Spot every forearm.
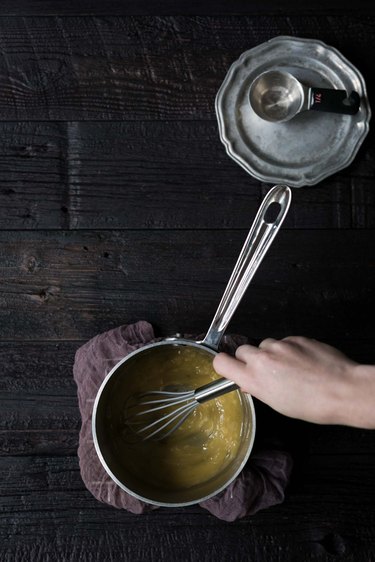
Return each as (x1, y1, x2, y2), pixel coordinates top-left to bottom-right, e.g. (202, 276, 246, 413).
(342, 364, 375, 429)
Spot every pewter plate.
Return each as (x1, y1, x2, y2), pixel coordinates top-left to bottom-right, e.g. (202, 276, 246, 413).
(215, 36, 371, 187)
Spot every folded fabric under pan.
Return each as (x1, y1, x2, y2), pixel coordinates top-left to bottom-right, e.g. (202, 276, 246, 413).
(73, 321, 293, 522)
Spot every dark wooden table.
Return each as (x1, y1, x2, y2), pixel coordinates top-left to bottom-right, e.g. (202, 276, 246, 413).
(1, 2, 375, 561)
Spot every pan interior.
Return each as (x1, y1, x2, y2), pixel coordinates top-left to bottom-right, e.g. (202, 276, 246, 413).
(94, 342, 254, 505)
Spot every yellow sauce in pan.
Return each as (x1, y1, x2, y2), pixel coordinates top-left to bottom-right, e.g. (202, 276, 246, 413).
(108, 345, 244, 491)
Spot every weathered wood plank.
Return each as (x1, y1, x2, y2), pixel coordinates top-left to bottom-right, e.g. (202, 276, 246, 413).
(3, 340, 373, 397)
(0, 229, 374, 342)
(1, 121, 374, 230)
(0, 430, 78, 457)
(0, 396, 78, 432)
(0, 1, 373, 17)
(0, 122, 67, 229)
(1, 342, 375, 458)
(0, 342, 77, 395)
(0, 9, 373, 562)
(0, 341, 80, 454)
(0, 16, 373, 120)
(0, 455, 374, 561)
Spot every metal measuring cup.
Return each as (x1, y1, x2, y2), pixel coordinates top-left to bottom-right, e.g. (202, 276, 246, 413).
(249, 69, 360, 123)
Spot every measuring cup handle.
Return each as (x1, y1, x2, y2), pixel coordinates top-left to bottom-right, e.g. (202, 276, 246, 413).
(309, 88, 360, 115)
(199, 185, 292, 350)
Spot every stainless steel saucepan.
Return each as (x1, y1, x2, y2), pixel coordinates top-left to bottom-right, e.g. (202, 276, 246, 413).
(92, 184, 292, 507)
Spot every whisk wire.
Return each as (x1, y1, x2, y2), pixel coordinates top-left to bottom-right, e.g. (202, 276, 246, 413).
(142, 402, 198, 441)
(139, 390, 195, 397)
(136, 400, 195, 433)
(124, 388, 199, 440)
(137, 393, 195, 409)
(153, 404, 198, 440)
(124, 380, 238, 441)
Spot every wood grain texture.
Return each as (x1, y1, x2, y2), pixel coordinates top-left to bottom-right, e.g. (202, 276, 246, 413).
(2, 342, 375, 458)
(0, 16, 373, 120)
(0, 122, 67, 229)
(0, 9, 375, 562)
(1, 121, 374, 230)
(1, 453, 375, 561)
(0, 345, 78, 432)
(1, 0, 374, 16)
(0, 229, 374, 343)
(0, 342, 79, 455)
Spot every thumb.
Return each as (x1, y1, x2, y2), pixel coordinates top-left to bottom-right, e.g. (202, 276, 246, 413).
(213, 352, 255, 394)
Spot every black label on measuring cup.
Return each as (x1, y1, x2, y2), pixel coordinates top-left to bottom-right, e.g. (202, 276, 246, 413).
(311, 88, 360, 115)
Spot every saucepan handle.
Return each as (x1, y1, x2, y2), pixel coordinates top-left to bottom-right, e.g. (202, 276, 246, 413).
(199, 184, 292, 350)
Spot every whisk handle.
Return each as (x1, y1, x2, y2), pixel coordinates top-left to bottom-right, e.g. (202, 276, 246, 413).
(194, 378, 239, 404)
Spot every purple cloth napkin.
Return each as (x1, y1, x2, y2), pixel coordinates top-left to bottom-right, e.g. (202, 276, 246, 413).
(73, 321, 293, 521)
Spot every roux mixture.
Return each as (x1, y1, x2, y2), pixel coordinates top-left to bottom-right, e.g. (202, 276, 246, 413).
(109, 345, 244, 491)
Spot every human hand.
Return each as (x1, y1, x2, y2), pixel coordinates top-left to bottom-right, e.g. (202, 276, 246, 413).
(213, 336, 375, 428)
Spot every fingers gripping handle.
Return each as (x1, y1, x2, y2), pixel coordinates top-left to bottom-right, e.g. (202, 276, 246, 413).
(200, 185, 292, 350)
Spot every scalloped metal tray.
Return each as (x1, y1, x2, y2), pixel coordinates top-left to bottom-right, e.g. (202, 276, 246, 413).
(215, 36, 371, 187)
